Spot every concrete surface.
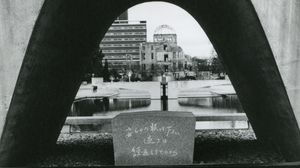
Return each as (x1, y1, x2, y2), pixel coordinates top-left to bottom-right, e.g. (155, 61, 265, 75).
(0, 0, 44, 139)
(252, 0, 300, 125)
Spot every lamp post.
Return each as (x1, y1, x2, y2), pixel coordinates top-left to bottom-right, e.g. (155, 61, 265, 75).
(127, 70, 132, 82)
(126, 53, 133, 82)
(160, 74, 168, 111)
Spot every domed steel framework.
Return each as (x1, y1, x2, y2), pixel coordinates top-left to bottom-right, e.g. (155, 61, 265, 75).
(154, 24, 176, 34)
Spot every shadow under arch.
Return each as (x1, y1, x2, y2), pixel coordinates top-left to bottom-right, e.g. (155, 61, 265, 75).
(1, 0, 300, 166)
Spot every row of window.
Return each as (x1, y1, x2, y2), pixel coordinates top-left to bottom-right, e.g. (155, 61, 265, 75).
(141, 55, 186, 62)
(141, 53, 154, 60)
(105, 32, 146, 36)
(102, 49, 140, 53)
(100, 43, 140, 47)
(141, 45, 155, 51)
(141, 44, 170, 51)
(142, 64, 156, 71)
(109, 26, 146, 30)
(102, 38, 146, 42)
(108, 60, 140, 65)
(104, 55, 140, 59)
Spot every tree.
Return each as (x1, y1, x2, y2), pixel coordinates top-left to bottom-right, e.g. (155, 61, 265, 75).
(91, 49, 104, 77)
(191, 57, 210, 71)
(210, 55, 225, 76)
(103, 59, 110, 82)
(110, 68, 121, 81)
(83, 48, 104, 82)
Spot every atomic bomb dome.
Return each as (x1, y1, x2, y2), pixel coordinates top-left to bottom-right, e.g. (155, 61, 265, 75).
(153, 25, 177, 44)
(154, 25, 176, 35)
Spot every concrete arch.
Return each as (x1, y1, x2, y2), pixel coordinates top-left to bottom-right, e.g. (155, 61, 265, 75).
(1, 0, 300, 166)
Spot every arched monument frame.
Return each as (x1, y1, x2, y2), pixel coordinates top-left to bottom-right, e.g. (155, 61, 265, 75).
(1, 0, 300, 165)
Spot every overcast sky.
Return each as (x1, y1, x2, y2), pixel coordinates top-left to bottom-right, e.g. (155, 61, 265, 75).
(128, 2, 214, 58)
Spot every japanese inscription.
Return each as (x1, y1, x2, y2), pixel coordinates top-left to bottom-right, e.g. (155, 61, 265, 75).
(125, 122, 180, 158)
(112, 111, 195, 165)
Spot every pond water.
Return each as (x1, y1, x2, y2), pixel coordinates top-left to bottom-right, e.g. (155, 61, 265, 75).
(70, 96, 243, 116)
(69, 94, 248, 130)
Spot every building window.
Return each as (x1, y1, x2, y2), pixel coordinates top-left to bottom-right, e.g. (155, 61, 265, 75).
(143, 64, 146, 70)
(163, 45, 167, 51)
(151, 46, 154, 50)
(151, 53, 154, 59)
(151, 64, 154, 70)
(164, 54, 168, 62)
(142, 53, 146, 60)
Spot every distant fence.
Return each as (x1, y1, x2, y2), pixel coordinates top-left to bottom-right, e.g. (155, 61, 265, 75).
(63, 113, 249, 133)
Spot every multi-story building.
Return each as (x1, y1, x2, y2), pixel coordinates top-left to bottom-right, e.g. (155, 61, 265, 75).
(140, 42, 185, 74)
(100, 11, 147, 72)
(140, 25, 192, 80)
